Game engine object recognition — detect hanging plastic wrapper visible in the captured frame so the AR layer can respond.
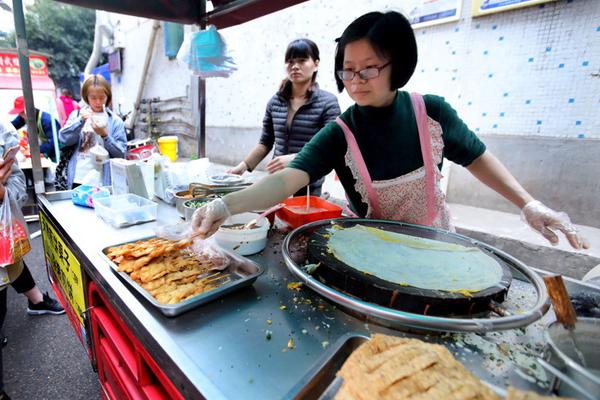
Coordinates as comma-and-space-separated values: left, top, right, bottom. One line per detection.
154, 222, 230, 271
0, 189, 31, 267
178, 25, 237, 78
77, 107, 110, 186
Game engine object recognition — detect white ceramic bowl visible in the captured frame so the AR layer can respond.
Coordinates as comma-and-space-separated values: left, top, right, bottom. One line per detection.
214, 212, 269, 256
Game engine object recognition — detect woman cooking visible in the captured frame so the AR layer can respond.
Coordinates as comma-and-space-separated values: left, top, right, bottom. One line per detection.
227, 38, 340, 196
192, 11, 588, 250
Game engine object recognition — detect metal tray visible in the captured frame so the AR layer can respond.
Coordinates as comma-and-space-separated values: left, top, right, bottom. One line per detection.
291, 334, 507, 399
290, 334, 368, 400
282, 218, 550, 333
100, 237, 264, 317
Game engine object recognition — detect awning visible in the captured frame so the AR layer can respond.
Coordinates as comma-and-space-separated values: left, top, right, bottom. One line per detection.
0, 74, 55, 91
56, 0, 307, 29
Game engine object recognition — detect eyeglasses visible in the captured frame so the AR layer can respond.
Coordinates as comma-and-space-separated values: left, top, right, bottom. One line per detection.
336, 61, 391, 81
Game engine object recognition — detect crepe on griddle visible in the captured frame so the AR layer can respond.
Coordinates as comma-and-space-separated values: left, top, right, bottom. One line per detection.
325, 225, 503, 294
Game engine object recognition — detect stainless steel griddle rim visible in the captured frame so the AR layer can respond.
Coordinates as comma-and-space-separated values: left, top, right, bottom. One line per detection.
282, 218, 551, 333
98, 236, 264, 316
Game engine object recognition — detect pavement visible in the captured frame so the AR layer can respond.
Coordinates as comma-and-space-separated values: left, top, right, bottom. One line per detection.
3, 221, 100, 400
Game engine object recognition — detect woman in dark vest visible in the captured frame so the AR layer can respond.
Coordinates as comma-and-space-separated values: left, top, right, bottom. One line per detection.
228, 38, 340, 196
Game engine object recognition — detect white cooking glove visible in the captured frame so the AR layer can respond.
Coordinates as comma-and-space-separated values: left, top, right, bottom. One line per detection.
191, 198, 231, 238
521, 200, 589, 249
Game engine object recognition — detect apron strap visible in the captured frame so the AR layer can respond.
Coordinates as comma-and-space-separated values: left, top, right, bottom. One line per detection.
335, 117, 382, 218
409, 93, 437, 226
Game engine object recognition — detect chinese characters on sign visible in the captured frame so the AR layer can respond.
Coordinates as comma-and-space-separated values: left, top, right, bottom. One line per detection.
40, 213, 85, 327
0, 53, 49, 76
407, 0, 462, 29
472, 0, 558, 17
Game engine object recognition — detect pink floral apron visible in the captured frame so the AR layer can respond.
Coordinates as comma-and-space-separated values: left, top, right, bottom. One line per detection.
335, 93, 452, 230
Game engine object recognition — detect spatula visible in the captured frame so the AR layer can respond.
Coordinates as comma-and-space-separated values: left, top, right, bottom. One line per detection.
243, 203, 284, 229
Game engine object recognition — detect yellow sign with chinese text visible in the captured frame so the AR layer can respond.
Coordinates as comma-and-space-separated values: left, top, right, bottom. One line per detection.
40, 212, 85, 326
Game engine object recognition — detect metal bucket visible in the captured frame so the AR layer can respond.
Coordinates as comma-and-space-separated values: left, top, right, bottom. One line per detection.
174, 190, 193, 217
544, 318, 600, 399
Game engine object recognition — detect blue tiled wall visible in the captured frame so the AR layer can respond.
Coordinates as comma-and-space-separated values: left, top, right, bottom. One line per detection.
407, 0, 599, 138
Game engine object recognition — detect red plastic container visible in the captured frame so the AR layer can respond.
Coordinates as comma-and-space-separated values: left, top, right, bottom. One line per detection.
276, 196, 342, 228
89, 281, 184, 400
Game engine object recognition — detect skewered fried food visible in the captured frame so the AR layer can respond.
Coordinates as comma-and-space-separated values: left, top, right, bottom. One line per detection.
336, 334, 500, 400
106, 238, 231, 304
336, 334, 571, 400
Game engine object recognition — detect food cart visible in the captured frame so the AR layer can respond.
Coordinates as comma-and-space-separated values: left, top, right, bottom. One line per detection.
21, 1, 598, 399
37, 188, 600, 399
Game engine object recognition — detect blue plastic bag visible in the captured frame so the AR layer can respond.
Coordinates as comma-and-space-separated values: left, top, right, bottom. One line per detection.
178, 25, 237, 78
71, 185, 110, 208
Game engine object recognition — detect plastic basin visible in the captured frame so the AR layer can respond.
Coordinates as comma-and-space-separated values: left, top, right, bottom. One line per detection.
214, 212, 269, 256
276, 196, 342, 228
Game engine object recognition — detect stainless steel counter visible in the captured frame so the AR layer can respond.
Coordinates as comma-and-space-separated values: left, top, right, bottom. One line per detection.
37, 192, 598, 399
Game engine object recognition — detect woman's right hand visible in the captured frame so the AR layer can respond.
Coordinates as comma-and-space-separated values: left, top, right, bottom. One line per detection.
191, 198, 231, 238
80, 108, 93, 121
0, 157, 14, 185
227, 161, 248, 175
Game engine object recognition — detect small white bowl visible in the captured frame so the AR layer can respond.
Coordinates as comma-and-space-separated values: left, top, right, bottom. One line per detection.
214, 212, 269, 255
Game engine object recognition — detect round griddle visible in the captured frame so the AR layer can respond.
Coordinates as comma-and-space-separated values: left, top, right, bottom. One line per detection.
306, 220, 512, 316
282, 218, 551, 332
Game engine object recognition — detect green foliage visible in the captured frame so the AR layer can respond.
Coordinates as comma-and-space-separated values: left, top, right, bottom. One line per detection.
1, 0, 95, 93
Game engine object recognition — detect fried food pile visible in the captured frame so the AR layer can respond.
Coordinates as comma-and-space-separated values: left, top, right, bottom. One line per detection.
106, 237, 230, 304
336, 334, 562, 400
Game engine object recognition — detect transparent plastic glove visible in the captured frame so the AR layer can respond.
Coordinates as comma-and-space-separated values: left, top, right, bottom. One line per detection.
521, 200, 590, 249
191, 198, 231, 238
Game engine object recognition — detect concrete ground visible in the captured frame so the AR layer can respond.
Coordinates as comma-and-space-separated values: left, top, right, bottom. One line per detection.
2, 221, 100, 400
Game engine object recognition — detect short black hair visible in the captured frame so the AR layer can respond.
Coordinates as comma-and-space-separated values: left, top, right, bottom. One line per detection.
334, 11, 417, 92
285, 38, 320, 63
279, 38, 320, 100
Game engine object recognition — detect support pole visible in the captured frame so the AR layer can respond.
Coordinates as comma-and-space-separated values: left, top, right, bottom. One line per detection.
13, 0, 44, 194
196, 0, 207, 158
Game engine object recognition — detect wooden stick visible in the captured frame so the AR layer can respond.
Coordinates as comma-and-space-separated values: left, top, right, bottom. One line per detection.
543, 275, 577, 329
306, 185, 310, 211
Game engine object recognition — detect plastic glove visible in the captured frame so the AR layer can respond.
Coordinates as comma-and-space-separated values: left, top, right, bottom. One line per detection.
521, 200, 590, 249
191, 198, 231, 238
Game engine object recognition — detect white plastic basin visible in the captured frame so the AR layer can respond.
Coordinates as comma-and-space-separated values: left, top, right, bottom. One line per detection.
214, 212, 269, 256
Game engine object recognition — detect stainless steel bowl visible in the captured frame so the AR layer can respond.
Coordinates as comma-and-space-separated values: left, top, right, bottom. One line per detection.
183, 198, 213, 221
174, 190, 193, 217
544, 317, 600, 399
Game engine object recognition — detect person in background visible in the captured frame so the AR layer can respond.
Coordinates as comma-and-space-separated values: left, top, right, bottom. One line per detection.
6, 106, 66, 317
57, 74, 126, 190
0, 118, 65, 400
9, 96, 60, 163
227, 38, 340, 196
58, 88, 80, 126
192, 11, 588, 250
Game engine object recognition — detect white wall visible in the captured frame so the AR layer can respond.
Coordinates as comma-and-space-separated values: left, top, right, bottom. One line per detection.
108, 0, 600, 139
109, 16, 191, 116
